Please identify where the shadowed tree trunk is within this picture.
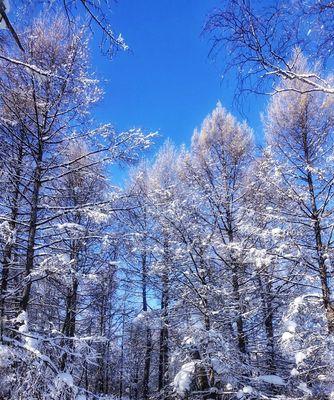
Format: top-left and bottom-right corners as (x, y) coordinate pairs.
(20, 136), (44, 312)
(301, 121), (334, 333)
(141, 251), (152, 400)
(60, 248), (78, 371)
(0, 138), (24, 341)
(228, 226), (247, 355)
(158, 269), (169, 393)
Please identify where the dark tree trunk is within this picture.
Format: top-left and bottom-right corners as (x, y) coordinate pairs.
(141, 251), (152, 400)
(20, 141), (43, 312)
(231, 263), (247, 354)
(258, 273), (276, 372)
(158, 270), (169, 393)
(96, 293), (107, 393)
(119, 313), (125, 399)
(191, 349), (210, 395)
(0, 141), (23, 341)
(302, 125), (334, 333)
(61, 274), (78, 371)
(227, 217), (247, 354)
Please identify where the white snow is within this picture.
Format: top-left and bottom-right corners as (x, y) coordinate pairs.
(286, 320), (297, 333)
(257, 375), (286, 386)
(0, 344), (11, 368)
(0, 221), (15, 244)
(297, 382), (312, 395)
(295, 351), (306, 364)
(173, 361), (196, 397)
(243, 386), (253, 394)
(271, 228), (283, 237)
(281, 331), (294, 342)
(56, 372), (74, 387)
(182, 336), (196, 346)
(15, 311), (40, 353)
(57, 222), (85, 231)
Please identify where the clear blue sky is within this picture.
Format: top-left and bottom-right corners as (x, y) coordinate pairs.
(92, 0), (266, 151)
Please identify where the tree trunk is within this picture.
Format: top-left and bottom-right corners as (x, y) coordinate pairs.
(227, 217), (247, 354)
(20, 141), (43, 312)
(141, 251), (152, 400)
(257, 273), (276, 372)
(231, 263), (247, 354)
(119, 312), (125, 399)
(0, 141), (23, 341)
(191, 349), (210, 396)
(61, 274), (78, 371)
(158, 270), (169, 393)
(302, 126), (334, 333)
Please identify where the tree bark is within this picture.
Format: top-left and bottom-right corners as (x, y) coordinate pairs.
(0, 140), (23, 341)
(61, 273), (78, 371)
(257, 273), (276, 372)
(227, 212), (247, 354)
(141, 251), (152, 400)
(20, 140), (43, 312)
(302, 123), (334, 333)
(158, 269), (169, 393)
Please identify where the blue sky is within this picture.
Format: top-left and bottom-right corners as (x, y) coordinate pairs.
(92, 0), (266, 151)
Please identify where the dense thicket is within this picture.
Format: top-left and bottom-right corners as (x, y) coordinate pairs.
(1, 3), (334, 400)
